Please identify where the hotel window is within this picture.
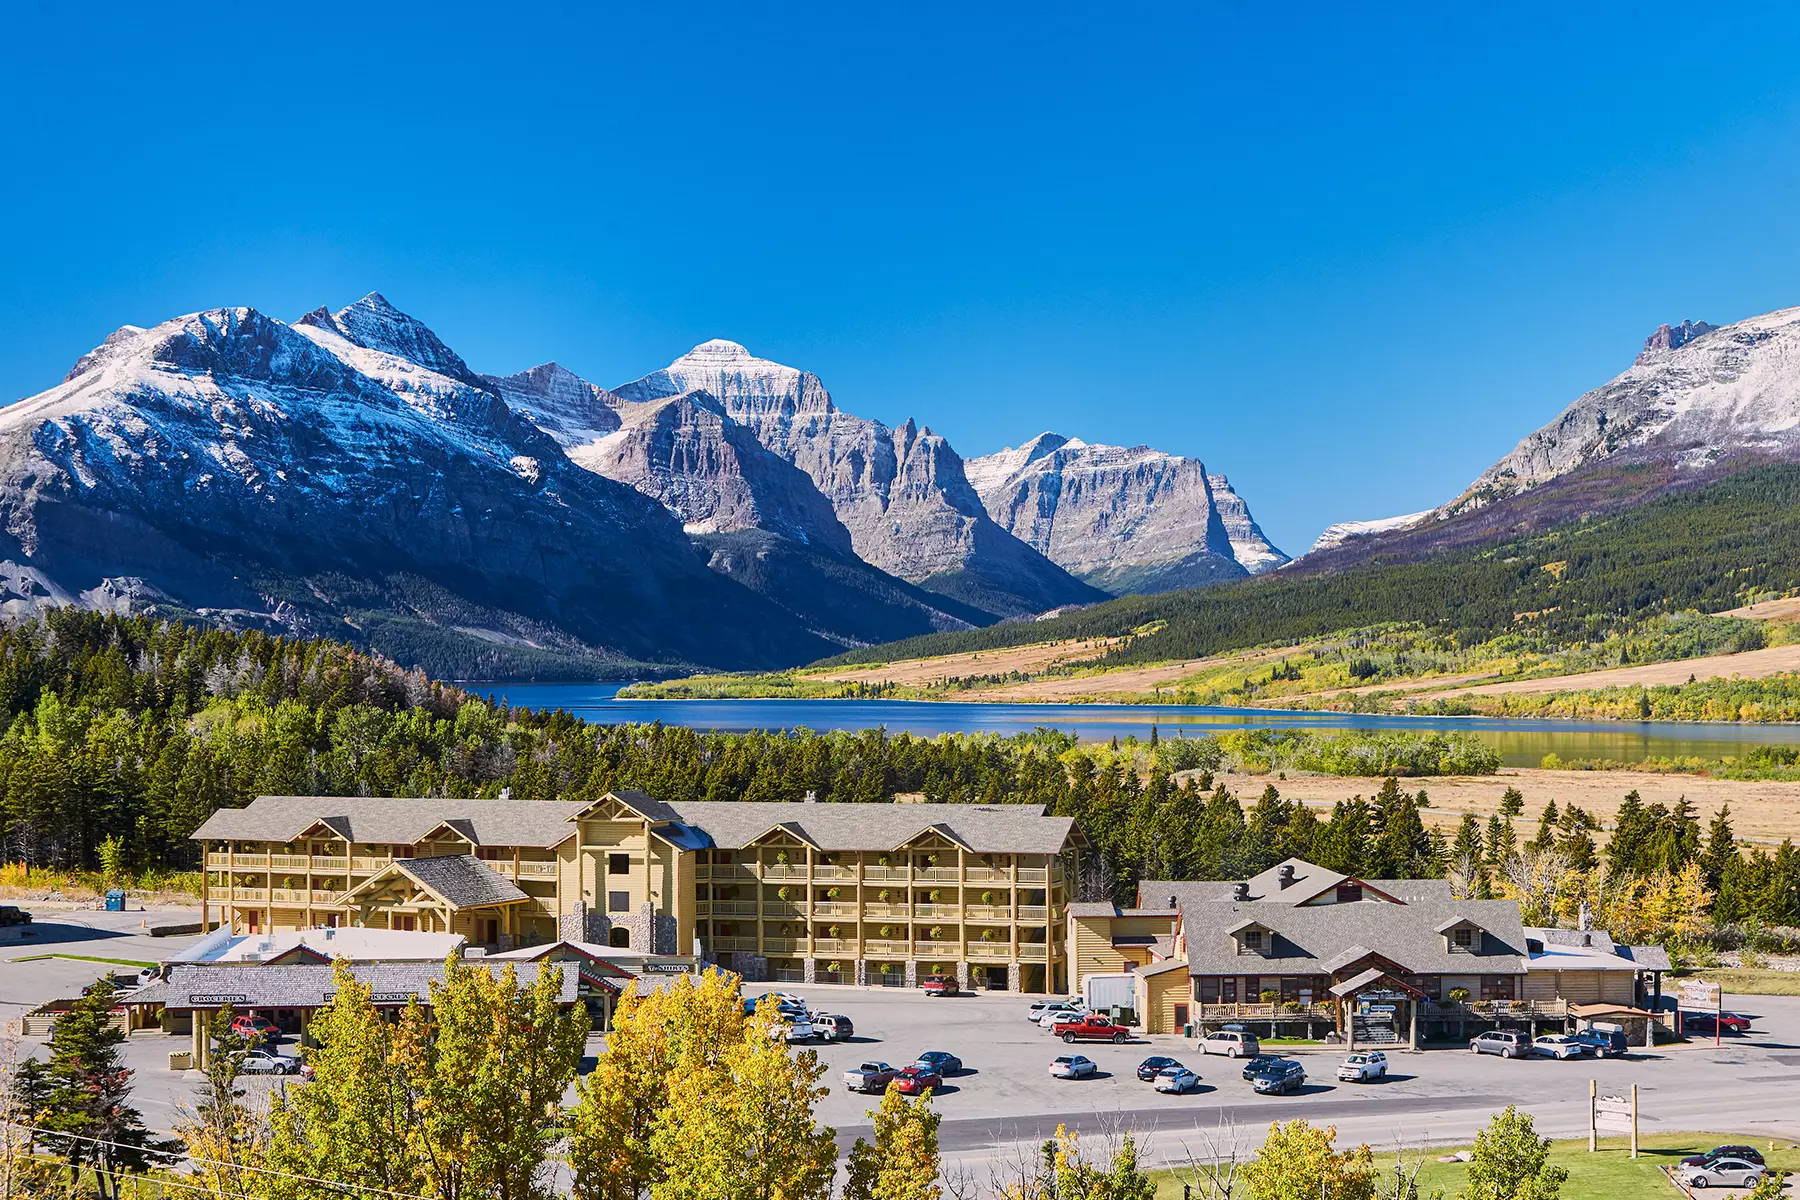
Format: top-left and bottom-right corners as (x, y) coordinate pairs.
(1481, 976), (1515, 1001)
(608, 890), (630, 913)
(609, 853), (630, 875)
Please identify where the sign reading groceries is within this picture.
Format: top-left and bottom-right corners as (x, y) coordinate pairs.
(1679, 980), (1722, 1007)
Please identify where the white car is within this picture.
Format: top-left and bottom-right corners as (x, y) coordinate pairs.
(1336, 1051), (1388, 1082)
(1152, 1066), (1201, 1094)
(1036, 1002), (1087, 1029)
(1049, 1054), (1097, 1079)
(1027, 998), (1085, 1023)
(1679, 1158), (1768, 1190)
(238, 1049), (299, 1075)
(767, 1015), (815, 1043)
(1531, 1034), (1583, 1060)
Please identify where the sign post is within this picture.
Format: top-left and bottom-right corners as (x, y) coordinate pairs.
(1591, 1081), (1639, 1158)
(1679, 980), (1723, 1045)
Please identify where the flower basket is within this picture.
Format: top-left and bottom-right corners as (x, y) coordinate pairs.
(1448, 988), (1470, 1003)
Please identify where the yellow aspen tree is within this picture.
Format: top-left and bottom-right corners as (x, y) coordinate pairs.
(648, 1004), (836, 1200)
(570, 970), (751, 1200)
(844, 1086), (942, 1200)
(1241, 1120), (1375, 1200)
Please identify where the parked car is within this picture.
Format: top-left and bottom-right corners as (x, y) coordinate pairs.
(1569, 1028), (1628, 1058)
(890, 1065), (943, 1095)
(0, 905), (31, 927)
(1049, 1054), (1098, 1079)
(770, 1014), (816, 1043)
(1137, 1055), (1184, 1082)
(1153, 1066), (1202, 1094)
(1469, 1030), (1529, 1058)
(914, 1051), (962, 1076)
(229, 1014), (280, 1043)
(1240, 1055), (1281, 1081)
(812, 1014), (855, 1042)
(1199, 1029), (1261, 1058)
(1035, 1001), (1088, 1028)
(1678, 1157), (1769, 1190)
(1683, 1011), (1753, 1035)
(1052, 1015), (1131, 1044)
(842, 1062), (900, 1093)
(1248, 1059), (1306, 1095)
(1336, 1051), (1388, 1081)
(238, 1049), (299, 1075)
(922, 977), (961, 997)
(1027, 997), (1083, 1022)
(1531, 1034), (1584, 1060)
(1679, 1146), (1766, 1170)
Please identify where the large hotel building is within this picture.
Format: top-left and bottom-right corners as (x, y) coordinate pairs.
(193, 791), (1083, 992)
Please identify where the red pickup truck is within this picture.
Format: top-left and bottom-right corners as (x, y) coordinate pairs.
(1051, 1015), (1132, 1044)
(922, 976), (961, 997)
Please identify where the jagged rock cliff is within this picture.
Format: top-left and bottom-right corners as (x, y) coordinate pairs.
(966, 434), (1253, 593)
(0, 295), (833, 676)
(614, 341), (1107, 617)
(1448, 309), (1800, 514)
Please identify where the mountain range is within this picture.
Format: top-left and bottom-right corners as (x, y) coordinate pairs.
(0, 295), (1283, 676)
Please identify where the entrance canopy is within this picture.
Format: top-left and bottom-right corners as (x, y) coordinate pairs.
(1330, 967), (1427, 999)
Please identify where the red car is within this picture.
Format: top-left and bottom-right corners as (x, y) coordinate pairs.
(1052, 1015), (1132, 1044)
(230, 1014), (279, 1042)
(1683, 1011), (1753, 1035)
(922, 977), (961, 997)
(890, 1065), (943, 1095)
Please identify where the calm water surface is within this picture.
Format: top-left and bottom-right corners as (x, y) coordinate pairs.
(479, 683), (1800, 768)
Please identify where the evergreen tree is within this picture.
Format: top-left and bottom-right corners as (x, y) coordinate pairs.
(1527, 801), (1559, 853)
(40, 978), (178, 1200)
(1699, 806), (1739, 896)
(1608, 791), (1649, 875)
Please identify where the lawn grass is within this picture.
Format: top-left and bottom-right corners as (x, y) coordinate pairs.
(1696, 968), (1800, 996)
(12, 952), (156, 969)
(1151, 1131), (1800, 1198)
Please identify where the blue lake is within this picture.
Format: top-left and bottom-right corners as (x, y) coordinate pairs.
(478, 683), (1800, 768)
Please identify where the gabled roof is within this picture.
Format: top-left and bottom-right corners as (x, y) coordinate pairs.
(127, 961), (579, 1010)
(1435, 916), (1484, 934)
(391, 856), (529, 909)
(193, 797), (587, 848)
(1136, 957), (1191, 978)
(1329, 967), (1426, 998)
(1323, 945), (1387, 974)
(744, 821), (821, 850)
(656, 800), (1076, 856)
(1181, 898), (1530, 978)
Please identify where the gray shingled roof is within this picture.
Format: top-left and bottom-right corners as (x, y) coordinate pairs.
(1181, 897), (1530, 977)
(192, 797), (589, 848)
(651, 800), (1075, 855)
(195, 792), (1075, 856)
(390, 855), (529, 909)
(126, 961), (578, 1010)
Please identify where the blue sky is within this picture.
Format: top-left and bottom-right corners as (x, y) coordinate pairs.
(5, 5), (1800, 553)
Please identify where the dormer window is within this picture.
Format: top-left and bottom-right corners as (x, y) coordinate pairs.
(1336, 882), (1363, 903)
(1230, 920), (1274, 956)
(1245, 930), (1263, 951)
(1453, 927), (1473, 949)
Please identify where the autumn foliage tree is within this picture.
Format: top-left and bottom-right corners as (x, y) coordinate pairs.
(1241, 1120), (1375, 1200)
(843, 1085), (943, 1200)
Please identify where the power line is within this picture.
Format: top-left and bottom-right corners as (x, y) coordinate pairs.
(10, 1121), (439, 1200)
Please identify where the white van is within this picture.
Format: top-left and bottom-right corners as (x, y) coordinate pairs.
(1198, 1029), (1261, 1058)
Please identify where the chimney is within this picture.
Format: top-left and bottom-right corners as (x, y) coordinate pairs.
(1233, 881), (1250, 901)
(1578, 899), (1592, 932)
(1277, 864), (1295, 890)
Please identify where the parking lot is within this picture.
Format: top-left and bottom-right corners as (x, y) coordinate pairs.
(9, 908), (1800, 1167)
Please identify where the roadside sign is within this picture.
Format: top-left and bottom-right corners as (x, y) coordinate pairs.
(1589, 1080), (1639, 1156)
(1679, 981), (1721, 1007)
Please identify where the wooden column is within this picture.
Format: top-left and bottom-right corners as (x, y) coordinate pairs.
(805, 845), (815, 963)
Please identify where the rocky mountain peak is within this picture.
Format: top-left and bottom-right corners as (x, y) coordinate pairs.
(1636, 318), (1717, 364)
(323, 292), (475, 382)
(617, 341), (835, 419)
(484, 362), (625, 449)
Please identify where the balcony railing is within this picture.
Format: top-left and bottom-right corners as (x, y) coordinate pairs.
(1017, 868), (1049, 884)
(813, 865), (857, 880)
(227, 854), (270, 869)
(762, 905), (806, 920)
(1199, 1002), (1336, 1020)
(312, 890), (341, 904)
(863, 939), (910, 956)
(313, 858), (348, 871)
(966, 942), (1013, 961)
(1423, 999), (1567, 1019)
(963, 905), (1011, 921)
(516, 860), (559, 878)
(1017, 944), (1049, 961)
(231, 888), (268, 902)
(964, 867), (1012, 884)
(760, 864), (810, 881)
(862, 866), (910, 882)
(861, 903), (908, 919)
(813, 938), (859, 955)
(811, 902), (860, 918)
(914, 867), (960, 882)
(710, 936), (758, 951)
(707, 900), (759, 916)
(1016, 906), (1049, 922)
(269, 854), (311, 870)
(761, 938), (803, 955)
(912, 903), (960, 919)
(270, 889), (307, 903)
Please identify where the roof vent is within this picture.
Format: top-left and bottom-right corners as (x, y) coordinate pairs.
(1168, 894), (1178, 909)
(803, 790), (817, 804)
(1277, 864), (1295, 889)
(323, 927), (335, 940)
(498, 787), (511, 801)
(1233, 881), (1250, 901)
(1581, 933), (1592, 947)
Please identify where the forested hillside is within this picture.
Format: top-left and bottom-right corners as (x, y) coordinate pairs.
(817, 464), (1800, 669)
(5, 613), (1796, 936)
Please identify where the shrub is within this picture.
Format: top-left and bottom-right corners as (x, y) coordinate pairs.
(1448, 987), (1471, 1002)
(1259, 989), (1280, 1003)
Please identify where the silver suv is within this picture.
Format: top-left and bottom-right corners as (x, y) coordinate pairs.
(1469, 1029), (1528, 1058)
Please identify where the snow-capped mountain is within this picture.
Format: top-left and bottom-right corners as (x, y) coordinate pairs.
(1448, 310), (1800, 514)
(0, 295), (833, 676)
(967, 433), (1267, 593)
(613, 341), (1107, 618)
(1206, 475), (1290, 574)
(1308, 511), (1432, 554)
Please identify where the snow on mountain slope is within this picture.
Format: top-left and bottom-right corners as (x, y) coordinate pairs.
(1308, 510), (1433, 554)
(615, 341), (1106, 617)
(1448, 309), (1800, 513)
(1205, 474), (1289, 574)
(968, 433), (1249, 593)
(0, 298), (832, 673)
